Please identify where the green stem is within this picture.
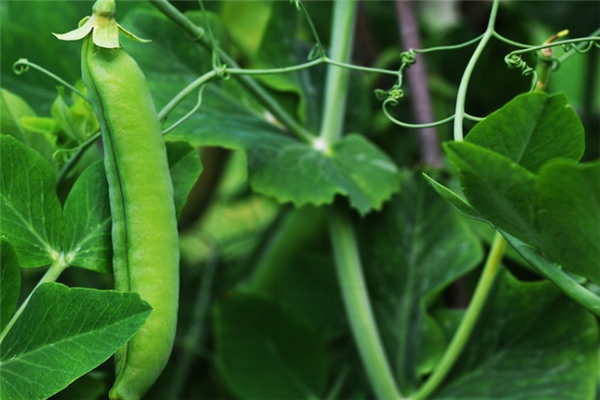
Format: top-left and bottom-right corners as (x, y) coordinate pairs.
(151, 0), (313, 143)
(453, 0), (500, 141)
(412, 233), (507, 400)
(0, 256), (69, 343)
(158, 70), (217, 121)
(501, 231), (600, 317)
(329, 210), (402, 400)
(318, 0), (358, 144)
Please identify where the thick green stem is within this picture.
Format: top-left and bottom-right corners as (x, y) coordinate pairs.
(0, 256), (69, 343)
(329, 210), (402, 400)
(318, 0), (358, 144)
(453, 0), (500, 141)
(412, 233), (507, 400)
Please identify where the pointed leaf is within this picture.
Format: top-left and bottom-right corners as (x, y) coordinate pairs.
(0, 283), (152, 400)
(422, 173), (484, 222)
(0, 135), (63, 267)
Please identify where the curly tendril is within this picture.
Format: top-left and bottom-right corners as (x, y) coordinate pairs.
(400, 50), (417, 67)
(560, 38), (600, 54)
(12, 59), (30, 74)
(504, 54), (539, 91)
(12, 59), (89, 101)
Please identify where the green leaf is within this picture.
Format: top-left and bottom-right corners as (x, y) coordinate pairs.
(0, 89), (35, 141)
(358, 172), (483, 394)
(445, 141), (541, 248)
(422, 173), (484, 222)
(165, 140), (203, 219)
(0, 89), (56, 165)
(0, 135), (63, 267)
(214, 291), (328, 400)
(0, 282), (152, 400)
(434, 270), (599, 400)
(62, 161), (111, 273)
(537, 159), (600, 285)
(0, 239), (21, 331)
(466, 92), (585, 173)
(248, 134), (399, 214)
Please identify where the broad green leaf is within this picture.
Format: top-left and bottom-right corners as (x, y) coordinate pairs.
(466, 92), (584, 173)
(214, 291), (328, 400)
(0, 89), (56, 165)
(0, 239), (20, 331)
(0, 282), (151, 400)
(358, 172), (483, 395)
(434, 270), (599, 400)
(62, 161), (111, 273)
(0, 135), (63, 267)
(248, 134), (399, 214)
(537, 159), (600, 285)
(62, 142), (203, 273)
(445, 141), (541, 248)
(165, 140), (203, 219)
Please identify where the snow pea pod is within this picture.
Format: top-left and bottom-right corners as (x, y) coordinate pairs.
(80, 8), (179, 400)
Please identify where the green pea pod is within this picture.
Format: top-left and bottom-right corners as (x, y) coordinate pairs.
(78, 8), (179, 400)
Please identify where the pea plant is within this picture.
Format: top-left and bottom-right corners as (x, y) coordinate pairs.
(1, 1), (599, 399)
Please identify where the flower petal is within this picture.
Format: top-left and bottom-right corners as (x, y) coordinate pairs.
(53, 16), (94, 41)
(93, 18), (120, 48)
(117, 24), (151, 43)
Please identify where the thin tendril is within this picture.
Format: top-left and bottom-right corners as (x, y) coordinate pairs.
(492, 31), (533, 48)
(13, 59), (89, 102)
(162, 85), (206, 135)
(383, 98), (455, 129)
(504, 54), (539, 91)
(296, 0), (326, 60)
(412, 34), (484, 54)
